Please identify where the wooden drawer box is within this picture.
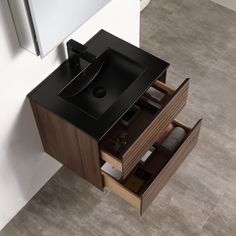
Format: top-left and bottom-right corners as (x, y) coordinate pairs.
(100, 79), (190, 178)
(102, 119), (202, 214)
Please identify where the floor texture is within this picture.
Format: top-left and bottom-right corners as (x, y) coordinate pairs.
(1, 0), (236, 235)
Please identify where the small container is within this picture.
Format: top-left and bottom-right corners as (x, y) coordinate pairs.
(120, 105), (141, 127)
(145, 87), (166, 103)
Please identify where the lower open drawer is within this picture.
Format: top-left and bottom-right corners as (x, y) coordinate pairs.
(101, 119), (202, 214)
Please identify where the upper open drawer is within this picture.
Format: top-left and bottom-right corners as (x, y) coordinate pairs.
(99, 79), (190, 178)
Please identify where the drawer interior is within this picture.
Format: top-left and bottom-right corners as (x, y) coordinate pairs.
(101, 119), (201, 212)
(99, 81), (175, 160)
(119, 121), (191, 194)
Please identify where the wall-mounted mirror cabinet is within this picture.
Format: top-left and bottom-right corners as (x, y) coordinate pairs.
(8, 0), (111, 57)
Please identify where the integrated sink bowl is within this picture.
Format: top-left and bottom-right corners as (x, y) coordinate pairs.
(28, 30), (170, 140)
(59, 48), (147, 119)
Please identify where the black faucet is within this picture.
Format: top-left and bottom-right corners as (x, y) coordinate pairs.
(67, 39), (96, 71)
(59, 39), (107, 98)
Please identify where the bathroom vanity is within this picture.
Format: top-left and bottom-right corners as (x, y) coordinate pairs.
(28, 30), (201, 214)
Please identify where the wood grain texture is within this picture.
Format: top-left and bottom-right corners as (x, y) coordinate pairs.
(154, 80), (175, 95)
(141, 119), (202, 214)
(3, 0), (235, 232)
(100, 151), (123, 172)
(30, 100), (103, 190)
(122, 79), (189, 178)
(102, 120), (202, 214)
(102, 171), (141, 209)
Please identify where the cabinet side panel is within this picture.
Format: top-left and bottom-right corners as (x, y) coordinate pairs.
(30, 100), (103, 189)
(77, 129), (103, 189)
(8, 0), (38, 55)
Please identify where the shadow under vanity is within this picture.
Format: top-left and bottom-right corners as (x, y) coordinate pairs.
(28, 30), (202, 215)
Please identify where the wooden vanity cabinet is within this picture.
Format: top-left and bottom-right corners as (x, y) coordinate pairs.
(29, 75), (201, 214)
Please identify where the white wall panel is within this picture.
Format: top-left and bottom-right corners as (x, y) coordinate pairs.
(0, 0), (140, 230)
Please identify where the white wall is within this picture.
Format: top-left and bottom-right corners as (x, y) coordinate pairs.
(0, 0), (140, 230)
(211, 0), (236, 11)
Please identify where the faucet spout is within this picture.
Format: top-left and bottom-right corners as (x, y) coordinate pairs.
(67, 39), (96, 71)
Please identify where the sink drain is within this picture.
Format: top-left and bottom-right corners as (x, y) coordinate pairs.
(93, 86), (106, 98)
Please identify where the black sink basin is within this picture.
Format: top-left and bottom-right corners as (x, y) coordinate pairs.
(28, 30), (169, 140)
(59, 48), (147, 119)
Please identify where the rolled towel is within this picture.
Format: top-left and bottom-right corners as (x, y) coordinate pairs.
(161, 126), (187, 154)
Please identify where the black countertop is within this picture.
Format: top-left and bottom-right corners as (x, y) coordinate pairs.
(28, 30), (169, 141)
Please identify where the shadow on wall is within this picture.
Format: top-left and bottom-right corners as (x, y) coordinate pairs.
(0, 0), (21, 58)
(5, 99), (102, 216)
(52, 42), (67, 64)
(6, 99), (48, 200)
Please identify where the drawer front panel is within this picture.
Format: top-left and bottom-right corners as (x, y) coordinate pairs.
(122, 79), (190, 178)
(141, 119), (202, 214)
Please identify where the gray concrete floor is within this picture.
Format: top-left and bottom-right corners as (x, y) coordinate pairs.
(1, 0), (236, 235)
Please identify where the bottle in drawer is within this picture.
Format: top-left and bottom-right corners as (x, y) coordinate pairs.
(140, 146), (156, 165)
